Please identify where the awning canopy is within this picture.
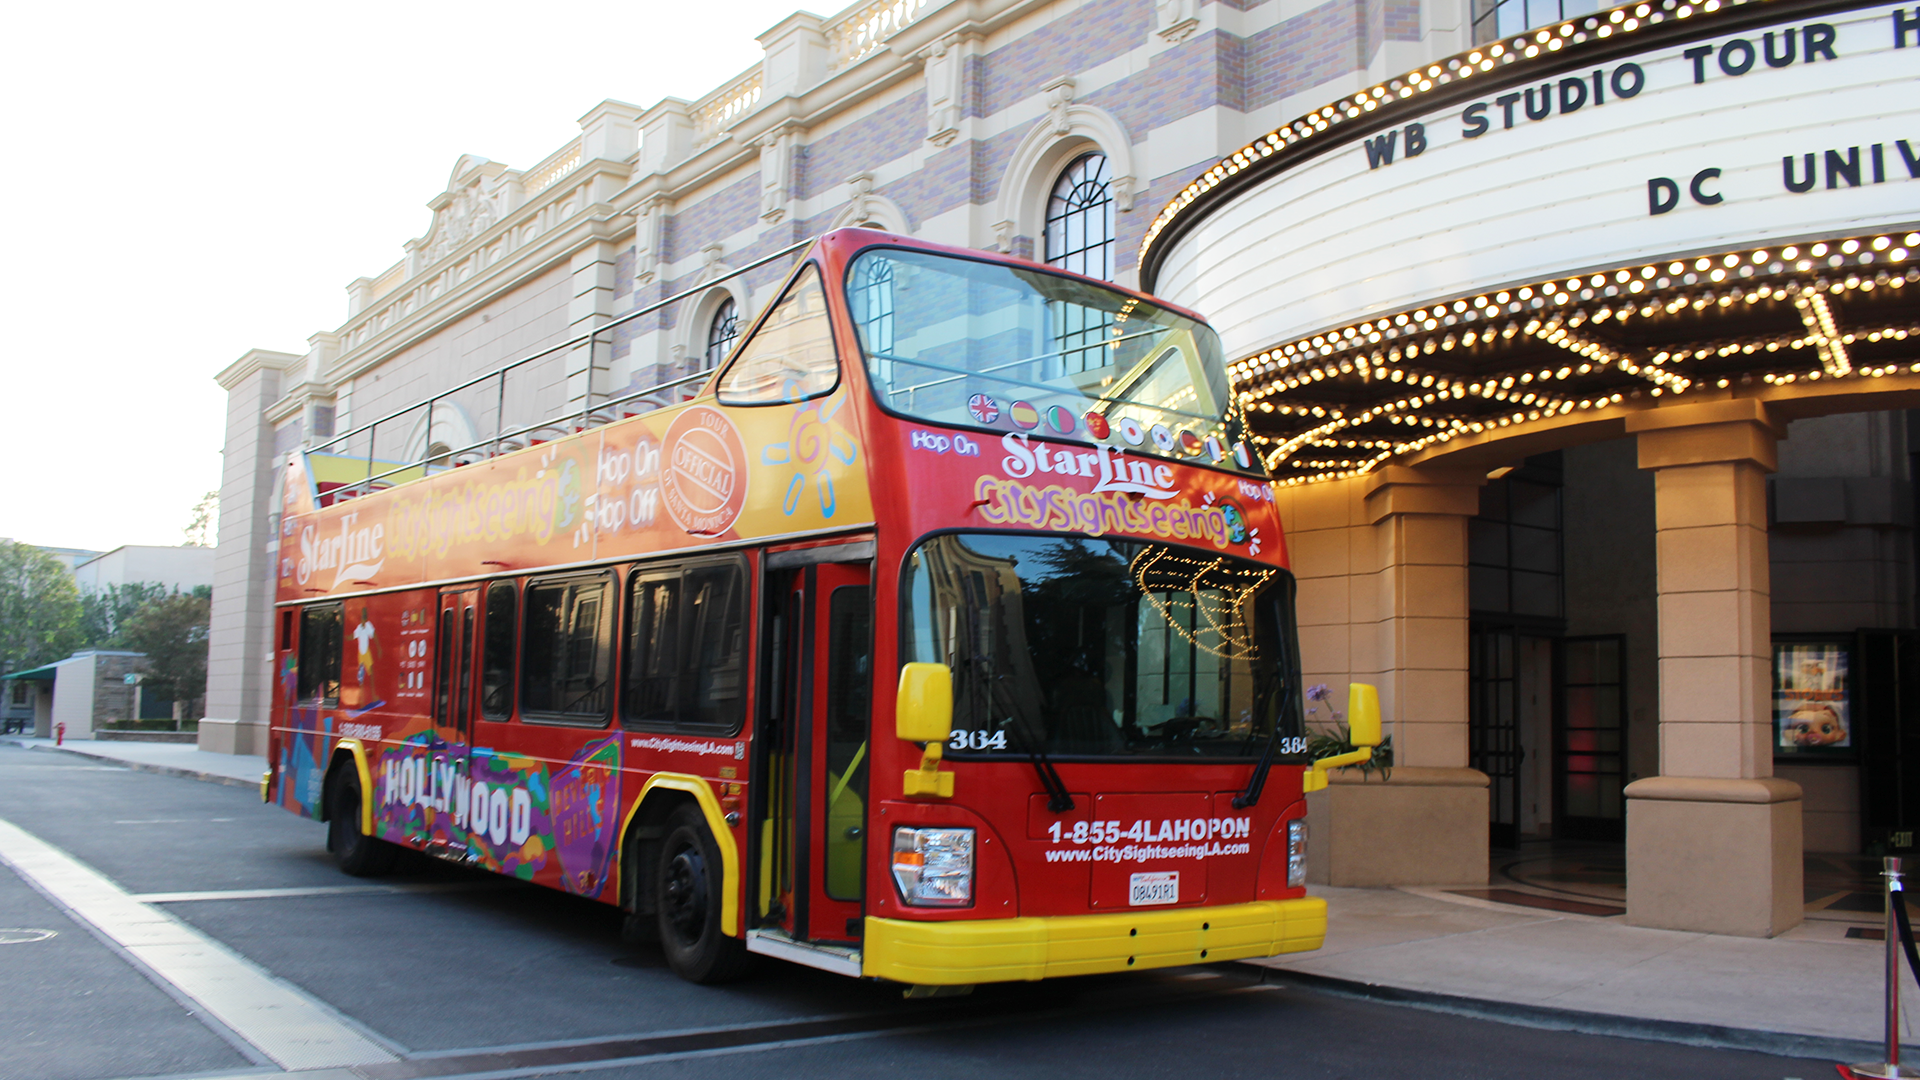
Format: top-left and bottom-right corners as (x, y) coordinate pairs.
(1, 665), (58, 682)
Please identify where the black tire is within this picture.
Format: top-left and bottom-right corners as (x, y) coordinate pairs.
(656, 804), (751, 983)
(327, 768), (398, 877)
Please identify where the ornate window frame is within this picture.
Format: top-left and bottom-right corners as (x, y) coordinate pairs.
(992, 78), (1135, 267)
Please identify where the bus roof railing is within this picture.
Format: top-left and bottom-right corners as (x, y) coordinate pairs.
(306, 237), (816, 503)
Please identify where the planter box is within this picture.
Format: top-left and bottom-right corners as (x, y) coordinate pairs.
(1304, 766), (1491, 887)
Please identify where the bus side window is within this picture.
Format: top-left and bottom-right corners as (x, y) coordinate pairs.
(714, 263), (839, 406)
(521, 575), (613, 723)
(297, 603), (344, 705)
(622, 558), (746, 734)
(481, 581), (517, 720)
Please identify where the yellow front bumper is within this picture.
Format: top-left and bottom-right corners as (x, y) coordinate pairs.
(862, 897), (1326, 985)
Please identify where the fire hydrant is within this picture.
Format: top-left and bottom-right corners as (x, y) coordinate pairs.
(55, 722), (64, 746)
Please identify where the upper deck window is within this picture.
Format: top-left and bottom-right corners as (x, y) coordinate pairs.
(844, 247), (1259, 476)
(716, 264), (839, 406)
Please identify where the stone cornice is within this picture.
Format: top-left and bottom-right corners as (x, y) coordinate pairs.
(214, 349), (300, 391)
(328, 157), (634, 385)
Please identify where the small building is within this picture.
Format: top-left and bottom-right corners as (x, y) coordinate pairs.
(0, 651), (151, 740)
(72, 545), (215, 594)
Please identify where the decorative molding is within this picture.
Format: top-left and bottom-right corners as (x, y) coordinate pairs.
(1042, 76), (1075, 136)
(992, 219), (1016, 254)
(917, 30), (977, 147)
(831, 172), (913, 234)
(993, 96), (1138, 253)
(633, 194), (672, 286)
(754, 122), (802, 223)
(1155, 0), (1199, 43)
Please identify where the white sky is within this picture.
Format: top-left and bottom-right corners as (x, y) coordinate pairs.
(0, 0), (813, 552)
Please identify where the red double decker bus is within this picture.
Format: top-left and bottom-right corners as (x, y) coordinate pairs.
(266, 228), (1373, 988)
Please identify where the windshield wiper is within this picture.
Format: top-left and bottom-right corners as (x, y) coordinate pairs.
(1232, 665), (1294, 809)
(998, 713), (1075, 813)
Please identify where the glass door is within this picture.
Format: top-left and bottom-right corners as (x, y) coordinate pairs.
(1555, 635), (1626, 841)
(754, 559), (872, 944)
(432, 588), (479, 852)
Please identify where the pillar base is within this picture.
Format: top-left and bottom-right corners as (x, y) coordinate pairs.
(1305, 767), (1489, 886)
(197, 718), (268, 757)
(1624, 776), (1803, 937)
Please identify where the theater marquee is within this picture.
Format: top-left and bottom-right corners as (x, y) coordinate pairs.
(1145, 0), (1920, 356)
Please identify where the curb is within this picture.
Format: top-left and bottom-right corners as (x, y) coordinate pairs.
(1251, 965), (1906, 1063)
(0, 738), (259, 791)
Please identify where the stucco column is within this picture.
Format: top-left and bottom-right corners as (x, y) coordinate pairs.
(1625, 399), (1803, 936)
(205, 350), (299, 757)
(1278, 466), (1489, 886)
(1361, 465), (1484, 767)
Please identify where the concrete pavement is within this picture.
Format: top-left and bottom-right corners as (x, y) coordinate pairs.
(10, 734), (1910, 1065)
(1251, 883), (1916, 1061)
(0, 735), (264, 788)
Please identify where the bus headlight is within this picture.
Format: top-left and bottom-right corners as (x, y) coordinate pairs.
(1287, 819), (1308, 888)
(891, 826), (974, 907)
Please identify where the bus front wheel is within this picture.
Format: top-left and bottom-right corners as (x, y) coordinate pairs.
(656, 804), (750, 984)
(327, 769), (398, 877)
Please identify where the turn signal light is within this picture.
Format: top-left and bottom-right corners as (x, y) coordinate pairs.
(891, 826), (974, 907)
(1287, 819), (1308, 888)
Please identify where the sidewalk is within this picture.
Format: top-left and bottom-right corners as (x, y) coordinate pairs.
(1249, 883), (1916, 1060)
(0, 735), (263, 788)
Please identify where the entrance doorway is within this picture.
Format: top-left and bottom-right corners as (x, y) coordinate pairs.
(754, 552), (873, 946)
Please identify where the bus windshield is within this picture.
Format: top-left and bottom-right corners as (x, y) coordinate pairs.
(902, 533), (1301, 759)
(845, 247), (1258, 474)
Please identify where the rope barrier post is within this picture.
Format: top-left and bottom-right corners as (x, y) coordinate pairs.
(1852, 856), (1918, 1079)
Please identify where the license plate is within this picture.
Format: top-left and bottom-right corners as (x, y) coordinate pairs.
(1128, 871), (1179, 906)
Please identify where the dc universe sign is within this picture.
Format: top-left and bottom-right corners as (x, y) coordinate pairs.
(1154, 1), (1920, 354)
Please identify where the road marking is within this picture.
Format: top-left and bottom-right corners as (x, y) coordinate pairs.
(0, 815), (398, 1071)
(134, 882), (515, 903)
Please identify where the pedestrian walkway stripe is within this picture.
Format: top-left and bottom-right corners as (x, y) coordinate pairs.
(0, 816), (398, 1072)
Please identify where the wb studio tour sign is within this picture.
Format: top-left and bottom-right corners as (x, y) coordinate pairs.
(1354, 2), (1919, 217)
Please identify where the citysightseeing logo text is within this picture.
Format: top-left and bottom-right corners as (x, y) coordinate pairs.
(296, 512), (384, 590)
(1044, 841), (1253, 863)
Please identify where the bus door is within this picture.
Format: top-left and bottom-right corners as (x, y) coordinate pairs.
(432, 587), (480, 852)
(757, 548), (873, 945)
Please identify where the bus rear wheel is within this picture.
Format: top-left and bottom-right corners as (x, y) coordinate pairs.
(327, 768), (397, 877)
(656, 804), (750, 984)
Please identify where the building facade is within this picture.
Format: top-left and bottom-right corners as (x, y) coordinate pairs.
(1140, 0), (1920, 933)
(213, 0), (1919, 935)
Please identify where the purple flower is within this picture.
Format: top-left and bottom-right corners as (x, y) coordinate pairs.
(1306, 684), (1330, 702)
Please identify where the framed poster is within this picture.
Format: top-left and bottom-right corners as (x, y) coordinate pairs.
(1773, 638), (1853, 760)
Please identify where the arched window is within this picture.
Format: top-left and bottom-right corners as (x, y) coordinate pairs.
(1044, 153), (1115, 373)
(1043, 152), (1115, 281)
(704, 298), (740, 370)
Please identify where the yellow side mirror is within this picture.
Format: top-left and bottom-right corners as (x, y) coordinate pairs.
(896, 663), (955, 799)
(896, 663), (952, 745)
(1347, 682), (1382, 747)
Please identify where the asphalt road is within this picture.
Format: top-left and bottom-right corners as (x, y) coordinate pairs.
(0, 742), (1836, 1080)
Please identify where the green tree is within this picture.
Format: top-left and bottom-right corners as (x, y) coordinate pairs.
(80, 582), (174, 649)
(122, 592), (211, 718)
(184, 490), (219, 547)
(0, 541), (82, 676)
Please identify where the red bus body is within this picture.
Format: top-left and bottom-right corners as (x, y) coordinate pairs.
(267, 228), (1326, 986)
